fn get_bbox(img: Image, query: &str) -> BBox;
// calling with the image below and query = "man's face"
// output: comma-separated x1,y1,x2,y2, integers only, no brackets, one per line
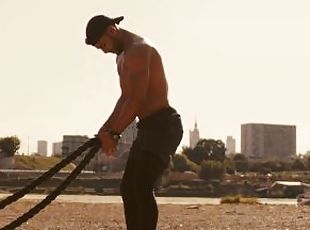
95,32,114,54
94,26,123,54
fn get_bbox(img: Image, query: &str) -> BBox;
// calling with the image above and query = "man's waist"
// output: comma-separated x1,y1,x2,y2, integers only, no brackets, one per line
137,106,179,129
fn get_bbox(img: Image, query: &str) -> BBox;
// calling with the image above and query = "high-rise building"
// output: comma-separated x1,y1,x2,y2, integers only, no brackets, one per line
241,123,296,160
226,136,236,155
189,121,200,148
37,140,48,156
52,142,62,156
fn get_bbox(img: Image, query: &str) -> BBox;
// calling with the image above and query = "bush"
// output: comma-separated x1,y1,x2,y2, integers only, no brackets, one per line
199,160,224,180
172,154,200,173
220,195,258,204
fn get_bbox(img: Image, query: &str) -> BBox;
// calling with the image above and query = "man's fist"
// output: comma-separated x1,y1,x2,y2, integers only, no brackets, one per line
97,131,118,156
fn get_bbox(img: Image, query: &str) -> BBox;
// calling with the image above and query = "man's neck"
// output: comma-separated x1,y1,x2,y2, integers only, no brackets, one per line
119,29,143,51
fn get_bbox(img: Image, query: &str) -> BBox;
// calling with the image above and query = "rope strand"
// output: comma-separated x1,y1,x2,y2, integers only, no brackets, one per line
0,138,98,210
0,140,100,230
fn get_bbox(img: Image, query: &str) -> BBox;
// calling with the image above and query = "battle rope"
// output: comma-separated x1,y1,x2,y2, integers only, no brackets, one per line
0,137,98,210
0,137,100,230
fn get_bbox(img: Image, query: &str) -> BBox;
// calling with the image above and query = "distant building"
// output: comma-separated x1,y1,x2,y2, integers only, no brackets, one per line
189,121,200,148
120,120,138,145
37,140,48,156
62,135,89,158
61,121,138,172
52,142,62,156
96,120,138,172
117,120,138,156
241,123,296,160
226,136,236,155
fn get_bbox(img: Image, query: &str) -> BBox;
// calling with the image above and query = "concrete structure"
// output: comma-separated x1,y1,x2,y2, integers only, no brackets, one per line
226,136,236,155
189,121,200,148
96,120,138,172
52,142,62,156
269,181,310,198
120,120,138,145
37,140,48,156
116,120,138,157
62,135,89,158
241,123,296,160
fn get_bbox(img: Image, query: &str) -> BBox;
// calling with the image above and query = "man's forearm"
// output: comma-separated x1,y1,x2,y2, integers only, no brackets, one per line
100,96,126,131
110,99,141,134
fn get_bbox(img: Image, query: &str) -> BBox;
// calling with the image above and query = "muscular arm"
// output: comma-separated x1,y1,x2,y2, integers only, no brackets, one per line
99,94,126,132
110,45,152,134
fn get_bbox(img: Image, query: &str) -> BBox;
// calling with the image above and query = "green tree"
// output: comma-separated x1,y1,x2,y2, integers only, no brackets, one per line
199,160,225,180
304,156,310,170
233,154,248,172
223,157,236,174
291,158,306,171
172,154,190,172
184,139,226,165
0,136,21,157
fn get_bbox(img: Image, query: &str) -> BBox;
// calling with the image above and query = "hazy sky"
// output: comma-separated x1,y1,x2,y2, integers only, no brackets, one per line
1,0,310,155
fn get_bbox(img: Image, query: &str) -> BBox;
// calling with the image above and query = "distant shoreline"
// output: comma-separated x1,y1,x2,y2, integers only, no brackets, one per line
0,193,298,205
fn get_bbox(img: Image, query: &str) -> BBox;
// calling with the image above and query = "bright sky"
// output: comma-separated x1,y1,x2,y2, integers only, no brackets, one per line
1,0,310,155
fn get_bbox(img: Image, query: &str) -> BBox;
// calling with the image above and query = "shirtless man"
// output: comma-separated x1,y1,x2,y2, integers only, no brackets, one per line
85,15,183,230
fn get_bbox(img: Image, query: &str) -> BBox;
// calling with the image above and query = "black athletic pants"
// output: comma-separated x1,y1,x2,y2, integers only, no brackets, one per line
120,107,183,230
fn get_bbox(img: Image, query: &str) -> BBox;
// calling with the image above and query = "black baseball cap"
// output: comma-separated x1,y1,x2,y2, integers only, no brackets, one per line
85,15,124,46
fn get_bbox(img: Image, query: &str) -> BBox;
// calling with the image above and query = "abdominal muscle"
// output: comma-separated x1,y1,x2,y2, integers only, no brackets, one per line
137,49,170,119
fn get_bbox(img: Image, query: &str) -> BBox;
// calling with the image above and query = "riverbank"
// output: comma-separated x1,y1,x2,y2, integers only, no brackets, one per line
1,201,310,229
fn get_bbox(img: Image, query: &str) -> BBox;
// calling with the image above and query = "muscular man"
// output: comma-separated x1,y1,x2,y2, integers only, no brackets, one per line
85,15,183,230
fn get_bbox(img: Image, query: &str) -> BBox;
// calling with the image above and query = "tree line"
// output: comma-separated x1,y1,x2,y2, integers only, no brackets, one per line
172,138,310,180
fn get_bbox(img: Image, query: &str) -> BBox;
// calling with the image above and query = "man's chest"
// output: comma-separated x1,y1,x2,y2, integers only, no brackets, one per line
116,53,129,92
116,52,126,75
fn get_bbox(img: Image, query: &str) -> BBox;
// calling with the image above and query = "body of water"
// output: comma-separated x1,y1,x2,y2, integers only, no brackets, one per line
0,194,297,205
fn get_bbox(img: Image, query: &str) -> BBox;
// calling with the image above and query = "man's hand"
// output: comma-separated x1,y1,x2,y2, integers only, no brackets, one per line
97,131,118,156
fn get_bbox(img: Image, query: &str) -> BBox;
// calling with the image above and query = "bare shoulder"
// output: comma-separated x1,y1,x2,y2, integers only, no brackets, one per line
124,42,156,64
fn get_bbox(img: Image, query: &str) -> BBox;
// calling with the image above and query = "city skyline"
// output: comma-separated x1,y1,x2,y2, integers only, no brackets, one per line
1,1,310,155
22,120,300,156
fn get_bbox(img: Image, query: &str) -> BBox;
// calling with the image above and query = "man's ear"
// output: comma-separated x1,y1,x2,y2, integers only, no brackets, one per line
107,25,118,36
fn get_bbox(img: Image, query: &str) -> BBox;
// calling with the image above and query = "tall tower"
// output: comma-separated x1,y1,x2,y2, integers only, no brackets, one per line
189,120,200,148
37,140,48,156
226,136,236,155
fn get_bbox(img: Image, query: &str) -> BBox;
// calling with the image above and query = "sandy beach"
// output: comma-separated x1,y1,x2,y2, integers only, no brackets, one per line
1,200,310,230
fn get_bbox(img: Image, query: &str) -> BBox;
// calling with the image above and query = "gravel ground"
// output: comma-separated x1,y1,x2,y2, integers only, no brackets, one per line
1,201,310,229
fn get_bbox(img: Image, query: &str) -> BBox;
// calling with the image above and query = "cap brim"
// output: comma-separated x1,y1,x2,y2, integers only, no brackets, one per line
113,16,124,24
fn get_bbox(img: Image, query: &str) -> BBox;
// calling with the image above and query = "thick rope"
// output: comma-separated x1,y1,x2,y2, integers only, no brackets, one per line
0,137,98,210
0,139,100,230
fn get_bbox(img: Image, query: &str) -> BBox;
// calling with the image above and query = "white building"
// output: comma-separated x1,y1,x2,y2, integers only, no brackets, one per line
189,121,200,148
226,136,236,155
241,123,296,160
52,142,62,156
37,140,48,156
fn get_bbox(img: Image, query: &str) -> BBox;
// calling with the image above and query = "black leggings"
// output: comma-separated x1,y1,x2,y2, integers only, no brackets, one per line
120,149,167,230
120,106,183,230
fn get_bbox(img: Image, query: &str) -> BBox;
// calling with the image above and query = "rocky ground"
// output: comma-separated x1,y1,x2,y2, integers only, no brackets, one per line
1,201,310,229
